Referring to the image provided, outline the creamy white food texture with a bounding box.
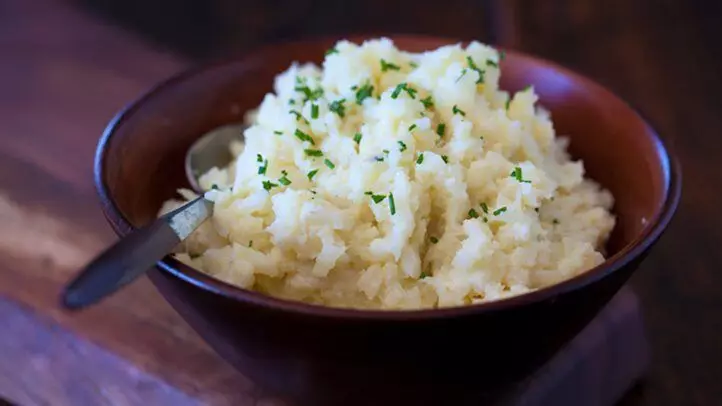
[161,38,615,310]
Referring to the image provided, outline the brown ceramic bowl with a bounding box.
[95,35,680,405]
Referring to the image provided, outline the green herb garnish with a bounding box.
[486,59,499,68]
[408,124,417,131]
[294,129,315,145]
[329,99,346,117]
[441,155,449,163]
[456,68,467,83]
[410,61,419,68]
[420,95,434,109]
[355,83,374,105]
[553,218,560,224]
[304,149,323,157]
[493,206,507,216]
[499,51,506,60]
[210,184,219,190]
[274,130,283,135]
[466,56,485,84]
[353,132,363,145]
[324,159,335,169]
[429,237,439,244]
[510,166,532,183]
[289,109,308,123]
[370,194,386,204]
[436,123,446,137]
[380,59,401,72]
[258,159,268,175]
[398,141,407,152]
[505,98,512,111]
[468,208,479,219]
[307,169,319,180]
[311,103,319,119]
[388,193,396,215]
[262,180,278,191]
[391,82,417,99]
[416,153,424,165]
[325,47,339,56]
[452,105,466,116]
[480,202,489,214]
[278,170,292,186]
[256,154,263,163]
[420,271,430,279]
[248,240,253,248]
[294,77,323,102]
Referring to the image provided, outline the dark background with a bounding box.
[76,0,722,404]
[2,0,721,404]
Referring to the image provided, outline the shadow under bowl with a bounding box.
[94,35,681,405]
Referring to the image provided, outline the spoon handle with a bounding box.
[62,196,212,310]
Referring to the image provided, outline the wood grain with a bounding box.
[1,0,719,404]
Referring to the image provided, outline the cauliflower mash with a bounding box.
[161,38,615,310]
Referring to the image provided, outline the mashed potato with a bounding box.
[161,38,615,310]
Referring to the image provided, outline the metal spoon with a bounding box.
[61,123,245,310]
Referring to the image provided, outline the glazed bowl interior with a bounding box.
[97,35,678,316]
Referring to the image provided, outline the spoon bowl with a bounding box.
[185,123,245,192]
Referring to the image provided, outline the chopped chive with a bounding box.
[310,190,317,194]
[329,98,346,117]
[408,123,417,131]
[370,194,386,204]
[499,51,506,60]
[304,149,323,157]
[258,159,268,175]
[353,132,363,145]
[311,103,319,119]
[553,218,560,224]
[510,166,532,183]
[391,82,417,99]
[210,184,219,190]
[355,83,374,105]
[294,77,323,102]
[416,153,424,165]
[294,129,315,145]
[480,202,489,214]
[410,61,419,68]
[429,236,439,244]
[380,59,401,72]
[420,271,430,279]
[388,193,396,215]
[288,99,296,105]
[486,59,499,68]
[273,130,283,135]
[505,98,512,111]
[307,169,319,180]
[398,141,407,152]
[456,68,467,83]
[262,180,278,191]
[535,207,540,213]
[441,155,449,163]
[523,85,533,92]
[483,217,489,223]
[325,47,339,56]
[436,123,446,137]
[468,208,480,219]
[374,156,385,162]
[452,105,466,116]
[324,159,335,169]
[466,56,485,84]
[493,206,507,216]
[364,191,373,195]
[383,149,390,155]
[420,95,434,109]
[289,109,308,123]
[256,153,263,163]
[278,173,292,186]
[248,240,253,248]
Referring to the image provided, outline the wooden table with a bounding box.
[1,0,720,405]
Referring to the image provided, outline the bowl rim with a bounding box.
[95,35,682,321]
